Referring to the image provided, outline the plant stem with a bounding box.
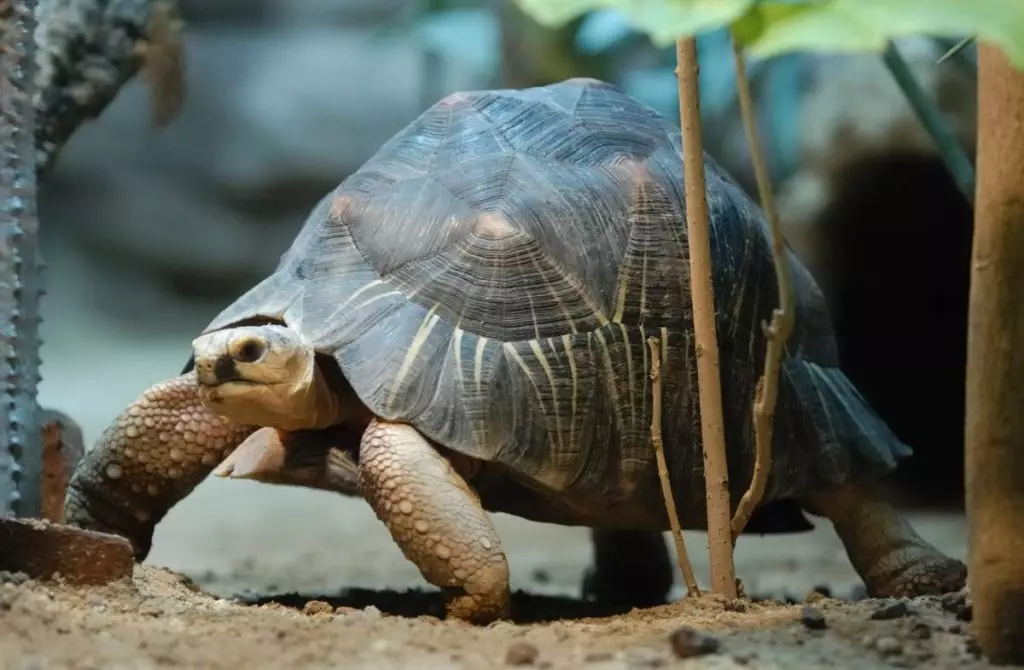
[675,36,737,599]
[882,41,975,204]
[0,0,44,518]
[727,33,794,541]
[964,42,1024,665]
[646,336,700,598]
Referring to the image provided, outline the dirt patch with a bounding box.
[0,564,989,670]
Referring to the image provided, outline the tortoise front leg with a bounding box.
[64,374,255,560]
[582,529,673,607]
[800,482,967,597]
[358,419,510,623]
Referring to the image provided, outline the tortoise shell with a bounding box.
[199,78,908,528]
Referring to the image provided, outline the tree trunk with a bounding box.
[965,43,1024,665]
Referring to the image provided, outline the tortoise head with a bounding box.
[191,324,340,430]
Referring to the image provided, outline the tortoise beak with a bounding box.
[214,427,286,481]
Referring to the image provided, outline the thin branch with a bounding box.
[34,0,186,176]
[675,36,737,599]
[937,37,974,65]
[647,336,700,598]
[881,41,975,204]
[727,33,794,541]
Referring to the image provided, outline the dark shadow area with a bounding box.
[812,153,974,508]
[241,587,636,624]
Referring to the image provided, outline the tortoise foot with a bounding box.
[582,529,673,607]
[358,419,511,625]
[802,483,966,600]
[870,555,967,599]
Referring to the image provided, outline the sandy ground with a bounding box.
[0,242,989,669]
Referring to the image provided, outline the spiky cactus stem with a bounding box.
[0,0,44,517]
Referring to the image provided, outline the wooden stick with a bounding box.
[727,33,794,541]
[675,36,737,598]
[964,42,1024,665]
[646,336,700,598]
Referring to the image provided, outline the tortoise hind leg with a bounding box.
[358,419,511,623]
[800,482,966,597]
[582,529,673,607]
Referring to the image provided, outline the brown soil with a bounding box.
[0,562,989,670]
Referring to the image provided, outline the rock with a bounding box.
[801,606,828,630]
[505,641,539,666]
[941,591,973,621]
[301,600,333,616]
[0,570,29,586]
[668,627,720,658]
[0,517,133,586]
[870,600,911,620]
[909,622,932,640]
[876,637,903,656]
[724,599,747,613]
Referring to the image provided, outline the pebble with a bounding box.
[0,571,28,586]
[801,606,828,630]
[302,600,333,616]
[668,627,720,658]
[909,622,932,640]
[876,637,903,656]
[505,641,539,666]
[871,600,911,620]
[724,599,747,613]
[939,591,974,621]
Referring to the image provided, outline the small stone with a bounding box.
[803,590,825,605]
[909,622,932,640]
[668,627,720,658]
[0,571,28,586]
[940,590,967,613]
[801,606,828,630]
[302,600,333,616]
[360,605,382,618]
[876,637,903,656]
[871,600,911,620]
[955,603,973,622]
[724,599,747,613]
[505,641,539,666]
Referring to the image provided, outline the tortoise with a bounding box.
[64,78,966,623]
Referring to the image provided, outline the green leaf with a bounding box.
[734,0,1024,68]
[514,0,755,46]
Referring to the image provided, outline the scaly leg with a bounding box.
[801,482,966,597]
[582,529,673,607]
[64,374,255,559]
[358,419,510,623]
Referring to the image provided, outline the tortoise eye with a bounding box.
[233,338,266,363]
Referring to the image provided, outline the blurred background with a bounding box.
[36,0,974,600]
